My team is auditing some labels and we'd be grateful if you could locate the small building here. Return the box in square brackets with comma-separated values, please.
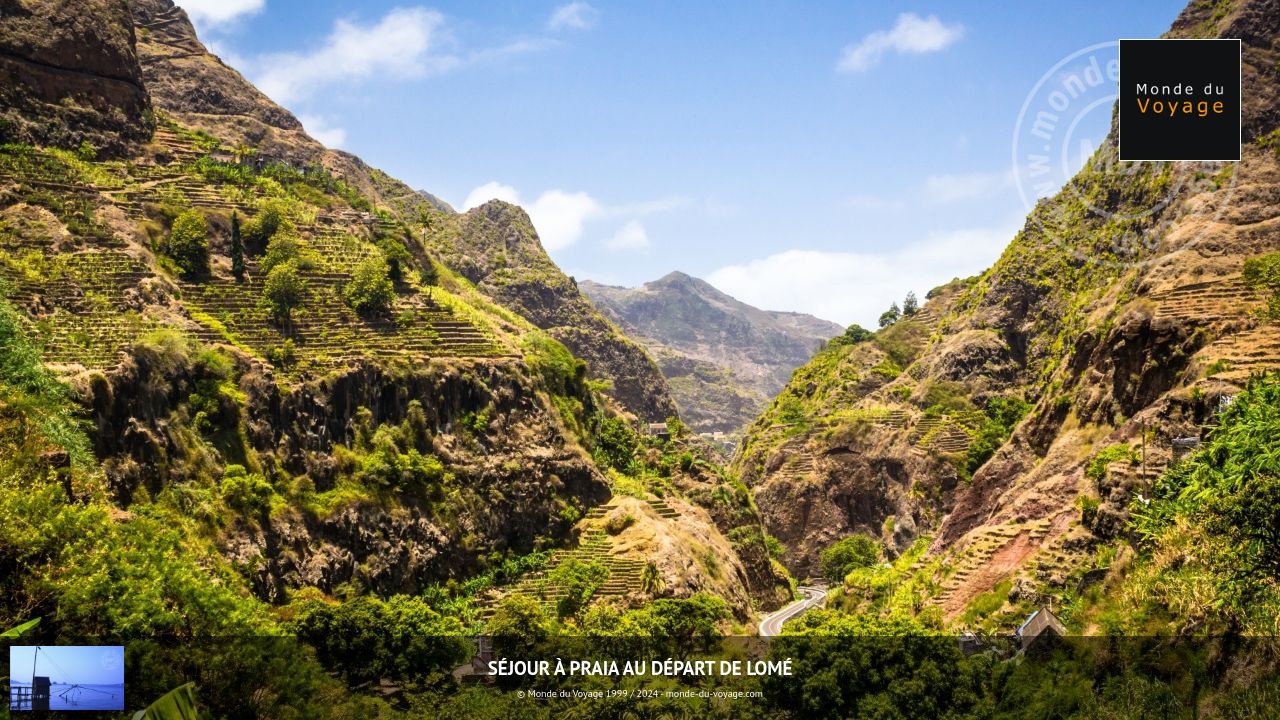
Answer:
[32, 676, 51, 712]
[645, 422, 670, 439]
[1017, 607, 1066, 652]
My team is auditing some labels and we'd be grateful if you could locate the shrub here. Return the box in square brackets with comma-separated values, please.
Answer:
[287, 595, 468, 683]
[221, 465, 274, 515]
[242, 201, 286, 252]
[419, 258, 439, 286]
[1086, 444, 1137, 483]
[837, 323, 875, 346]
[591, 414, 638, 472]
[965, 395, 1032, 476]
[268, 339, 296, 366]
[260, 232, 314, 274]
[343, 255, 395, 315]
[374, 233, 412, 284]
[549, 559, 609, 618]
[263, 261, 306, 320]
[166, 210, 209, 278]
[1243, 251, 1280, 322]
[820, 534, 881, 583]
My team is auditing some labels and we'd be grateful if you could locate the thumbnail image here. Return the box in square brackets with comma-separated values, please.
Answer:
[8, 646, 124, 712]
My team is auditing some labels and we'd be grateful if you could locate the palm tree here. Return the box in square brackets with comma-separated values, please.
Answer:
[641, 562, 663, 595]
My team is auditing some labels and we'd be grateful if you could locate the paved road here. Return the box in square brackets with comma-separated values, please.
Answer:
[758, 585, 827, 637]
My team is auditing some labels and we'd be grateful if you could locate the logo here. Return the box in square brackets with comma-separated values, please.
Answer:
[1012, 41, 1239, 269]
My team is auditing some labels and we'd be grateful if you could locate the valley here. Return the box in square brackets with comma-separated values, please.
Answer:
[1, 0, 1279, 717]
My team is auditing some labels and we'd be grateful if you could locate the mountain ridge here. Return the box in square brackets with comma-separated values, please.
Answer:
[582, 272, 841, 434]
[733, 0, 1280, 631]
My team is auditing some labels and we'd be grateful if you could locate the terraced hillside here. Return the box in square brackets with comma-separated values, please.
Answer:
[735, 0, 1280, 635]
[0, 123, 507, 375]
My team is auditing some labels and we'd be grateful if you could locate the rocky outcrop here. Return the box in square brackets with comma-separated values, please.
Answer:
[85, 342, 610, 600]
[428, 201, 679, 423]
[735, 0, 1280, 606]
[0, 0, 152, 154]
[582, 272, 841, 434]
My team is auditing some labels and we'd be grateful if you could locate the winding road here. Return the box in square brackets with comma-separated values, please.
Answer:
[758, 585, 828, 637]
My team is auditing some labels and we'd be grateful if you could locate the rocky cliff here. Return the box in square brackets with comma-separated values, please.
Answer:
[426, 201, 679, 423]
[0, 0, 775, 623]
[736, 0, 1280, 621]
[0, 0, 153, 154]
[582, 272, 842, 434]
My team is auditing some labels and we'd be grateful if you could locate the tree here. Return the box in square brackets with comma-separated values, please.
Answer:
[419, 258, 439, 287]
[263, 261, 306, 321]
[878, 302, 901, 328]
[902, 291, 919, 316]
[487, 595, 553, 659]
[374, 233, 412, 284]
[230, 212, 245, 280]
[343, 255, 396, 315]
[261, 233, 301, 275]
[641, 561, 663, 595]
[241, 201, 289, 253]
[166, 210, 210, 278]
[645, 594, 729, 659]
[820, 534, 881, 583]
[831, 324, 875, 348]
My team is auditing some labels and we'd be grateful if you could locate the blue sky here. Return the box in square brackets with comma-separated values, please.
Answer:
[9, 646, 124, 685]
[178, 1, 1186, 326]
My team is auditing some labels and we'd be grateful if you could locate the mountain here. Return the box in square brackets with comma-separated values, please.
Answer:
[735, 0, 1280, 630]
[581, 272, 842, 435]
[0, 1, 790, 697]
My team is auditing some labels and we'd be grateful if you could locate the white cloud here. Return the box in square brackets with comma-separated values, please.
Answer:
[462, 183, 601, 252]
[297, 115, 347, 148]
[605, 220, 650, 252]
[252, 7, 457, 104]
[706, 221, 1018, 327]
[463, 181, 521, 209]
[177, 0, 264, 28]
[461, 183, 686, 253]
[837, 13, 964, 73]
[548, 2, 599, 31]
[526, 190, 602, 251]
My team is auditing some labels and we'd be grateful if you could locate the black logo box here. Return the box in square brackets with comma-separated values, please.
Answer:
[1119, 38, 1241, 162]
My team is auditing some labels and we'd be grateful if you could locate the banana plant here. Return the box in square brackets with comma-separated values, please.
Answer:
[0, 617, 39, 638]
[132, 682, 198, 720]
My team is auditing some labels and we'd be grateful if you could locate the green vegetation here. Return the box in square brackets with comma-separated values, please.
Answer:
[287, 594, 469, 683]
[263, 260, 306, 320]
[820, 534, 881, 584]
[829, 323, 874, 348]
[230, 212, 245, 280]
[548, 558, 610, 618]
[343, 254, 396, 315]
[1086, 443, 1137, 482]
[165, 210, 210, 278]
[965, 395, 1031, 476]
[220, 464, 274, 516]
[878, 301, 901, 328]
[1243, 251, 1280, 322]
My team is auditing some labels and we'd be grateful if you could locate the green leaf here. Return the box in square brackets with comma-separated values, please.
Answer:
[132, 683, 198, 720]
[0, 617, 40, 638]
